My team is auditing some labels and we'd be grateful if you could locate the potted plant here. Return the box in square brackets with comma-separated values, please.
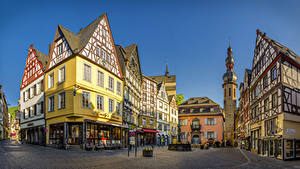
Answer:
[143, 147, 153, 157]
[204, 143, 209, 149]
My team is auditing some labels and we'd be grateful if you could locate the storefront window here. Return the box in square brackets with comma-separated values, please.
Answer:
[286, 140, 294, 158]
[277, 140, 282, 158]
[270, 140, 274, 156]
[113, 127, 121, 144]
[295, 140, 300, 157]
[49, 124, 64, 145]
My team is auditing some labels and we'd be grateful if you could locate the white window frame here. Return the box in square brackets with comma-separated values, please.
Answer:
[117, 81, 122, 95]
[97, 70, 104, 87]
[48, 72, 54, 89]
[58, 65, 66, 84]
[58, 91, 65, 109]
[81, 91, 90, 108]
[108, 98, 114, 113]
[48, 95, 55, 112]
[96, 95, 104, 111]
[108, 76, 114, 92]
[83, 63, 92, 82]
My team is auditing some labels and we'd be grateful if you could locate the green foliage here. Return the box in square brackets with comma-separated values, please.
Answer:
[176, 94, 184, 106]
[8, 106, 18, 120]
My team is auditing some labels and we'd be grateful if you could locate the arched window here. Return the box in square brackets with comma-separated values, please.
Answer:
[192, 118, 200, 127]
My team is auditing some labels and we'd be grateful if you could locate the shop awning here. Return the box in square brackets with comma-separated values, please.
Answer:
[137, 129, 159, 133]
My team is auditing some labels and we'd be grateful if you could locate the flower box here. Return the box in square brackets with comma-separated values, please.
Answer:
[143, 149, 153, 157]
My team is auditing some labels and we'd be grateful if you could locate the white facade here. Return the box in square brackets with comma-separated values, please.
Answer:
[20, 75, 45, 130]
[156, 83, 170, 145]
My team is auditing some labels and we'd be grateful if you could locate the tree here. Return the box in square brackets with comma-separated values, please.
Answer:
[176, 94, 184, 106]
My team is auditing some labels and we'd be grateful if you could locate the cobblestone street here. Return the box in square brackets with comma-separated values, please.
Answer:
[1, 140, 300, 169]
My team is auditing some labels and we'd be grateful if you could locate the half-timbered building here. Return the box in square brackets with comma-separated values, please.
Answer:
[45, 14, 125, 149]
[168, 95, 178, 143]
[139, 75, 158, 145]
[156, 82, 170, 145]
[20, 45, 48, 145]
[249, 29, 300, 160]
[235, 69, 252, 150]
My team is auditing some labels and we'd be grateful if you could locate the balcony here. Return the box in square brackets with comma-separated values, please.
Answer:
[191, 124, 201, 130]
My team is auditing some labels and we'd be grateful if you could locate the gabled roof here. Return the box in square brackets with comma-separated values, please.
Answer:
[55, 14, 106, 54]
[179, 97, 218, 106]
[34, 49, 48, 71]
[168, 95, 175, 102]
[150, 74, 176, 83]
[115, 43, 142, 80]
[257, 29, 300, 65]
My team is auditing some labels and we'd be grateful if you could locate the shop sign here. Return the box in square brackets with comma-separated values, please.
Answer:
[130, 136, 135, 145]
[98, 112, 111, 119]
[286, 128, 296, 135]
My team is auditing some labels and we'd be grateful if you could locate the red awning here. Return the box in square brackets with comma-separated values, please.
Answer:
[137, 129, 159, 133]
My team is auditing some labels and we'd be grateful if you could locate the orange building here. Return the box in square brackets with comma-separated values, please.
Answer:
[178, 97, 224, 145]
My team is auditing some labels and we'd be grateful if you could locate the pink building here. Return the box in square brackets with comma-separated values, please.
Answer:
[178, 97, 224, 144]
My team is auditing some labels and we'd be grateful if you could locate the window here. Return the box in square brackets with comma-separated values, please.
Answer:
[116, 102, 121, 115]
[96, 47, 100, 56]
[48, 96, 55, 112]
[108, 76, 114, 91]
[82, 91, 90, 108]
[109, 99, 114, 113]
[36, 101, 44, 115]
[96, 95, 104, 110]
[117, 81, 121, 95]
[30, 86, 34, 98]
[48, 72, 54, 88]
[144, 93, 147, 101]
[159, 102, 163, 108]
[24, 108, 29, 119]
[150, 96, 154, 103]
[150, 84, 154, 92]
[205, 118, 217, 125]
[229, 87, 231, 97]
[159, 113, 162, 120]
[263, 75, 268, 89]
[58, 92, 65, 109]
[234, 88, 236, 97]
[272, 93, 278, 108]
[97, 71, 104, 87]
[24, 90, 29, 101]
[142, 118, 146, 126]
[58, 66, 65, 83]
[106, 53, 110, 63]
[102, 49, 106, 59]
[205, 132, 217, 139]
[30, 106, 34, 117]
[150, 120, 154, 127]
[36, 82, 41, 95]
[265, 118, 277, 136]
[271, 67, 277, 81]
[83, 64, 91, 82]
[264, 98, 269, 112]
[57, 43, 63, 55]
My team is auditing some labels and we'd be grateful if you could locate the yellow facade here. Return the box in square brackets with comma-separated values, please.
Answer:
[45, 55, 123, 144]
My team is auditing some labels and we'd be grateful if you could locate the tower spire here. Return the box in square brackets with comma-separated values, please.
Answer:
[165, 64, 169, 76]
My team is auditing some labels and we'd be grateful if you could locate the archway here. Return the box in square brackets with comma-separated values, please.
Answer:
[192, 135, 200, 144]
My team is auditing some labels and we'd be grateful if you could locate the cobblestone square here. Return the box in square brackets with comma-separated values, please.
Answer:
[1, 140, 300, 169]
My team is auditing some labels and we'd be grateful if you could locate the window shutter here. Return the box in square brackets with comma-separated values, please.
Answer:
[204, 132, 207, 138]
[205, 118, 208, 125]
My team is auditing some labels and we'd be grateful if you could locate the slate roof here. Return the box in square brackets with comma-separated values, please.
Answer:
[258, 29, 300, 65]
[56, 14, 105, 54]
[34, 49, 48, 71]
[150, 75, 176, 84]
[179, 97, 218, 106]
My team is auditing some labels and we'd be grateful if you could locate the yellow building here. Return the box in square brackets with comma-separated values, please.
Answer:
[45, 14, 126, 148]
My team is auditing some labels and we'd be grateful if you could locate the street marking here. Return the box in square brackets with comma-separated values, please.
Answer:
[233, 148, 251, 168]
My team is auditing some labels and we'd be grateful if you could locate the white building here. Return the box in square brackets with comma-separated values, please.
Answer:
[156, 82, 170, 145]
[20, 45, 48, 145]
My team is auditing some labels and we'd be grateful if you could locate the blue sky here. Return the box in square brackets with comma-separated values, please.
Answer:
[1, 0, 300, 107]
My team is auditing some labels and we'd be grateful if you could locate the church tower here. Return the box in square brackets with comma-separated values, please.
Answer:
[222, 44, 237, 146]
